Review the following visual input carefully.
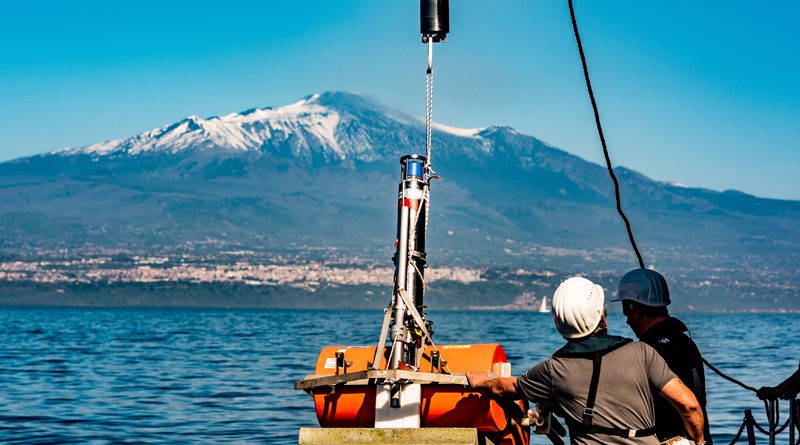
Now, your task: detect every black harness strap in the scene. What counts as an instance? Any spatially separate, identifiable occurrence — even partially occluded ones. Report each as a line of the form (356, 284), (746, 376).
(582, 352), (603, 427)
(571, 423), (658, 438)
(569, 350), (657, 438)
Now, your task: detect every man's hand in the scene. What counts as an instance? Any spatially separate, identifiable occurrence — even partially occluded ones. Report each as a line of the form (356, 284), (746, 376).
(466, 371), (490, 389)
(465, 371), (520, 399)
(757, 369), (800, 400)
(757, 386), (781, 401)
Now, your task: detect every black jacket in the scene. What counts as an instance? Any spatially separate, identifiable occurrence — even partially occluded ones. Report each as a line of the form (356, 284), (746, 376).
(640, 317), (712, 443)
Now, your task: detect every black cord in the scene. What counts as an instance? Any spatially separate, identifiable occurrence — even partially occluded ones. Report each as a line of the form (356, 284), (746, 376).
(565, 8), (800, 444)
(727, 417), (747, 444)
(775, 416), (792, 435)
(567, 0), (644, 269)
(702, 356), (758, 392)
(795, 400), (800, 445)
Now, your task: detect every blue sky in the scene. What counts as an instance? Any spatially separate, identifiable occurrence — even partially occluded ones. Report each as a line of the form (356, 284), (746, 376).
(0, 1), (797, 200)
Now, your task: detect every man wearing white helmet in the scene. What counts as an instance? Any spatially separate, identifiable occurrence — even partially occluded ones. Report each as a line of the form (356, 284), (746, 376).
(615, 268), (711, 444)
(468, 276), (705, 444)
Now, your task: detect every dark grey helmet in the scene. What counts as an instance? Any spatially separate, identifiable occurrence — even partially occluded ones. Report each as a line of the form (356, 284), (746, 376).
(615, 268), (671, 307)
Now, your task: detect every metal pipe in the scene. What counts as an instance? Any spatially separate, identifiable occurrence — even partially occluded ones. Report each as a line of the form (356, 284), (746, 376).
(390, 202), (410, 369)
(769, 399), (776, 445)
(745, 409), (756, 445)
(790, 399), (795, 445)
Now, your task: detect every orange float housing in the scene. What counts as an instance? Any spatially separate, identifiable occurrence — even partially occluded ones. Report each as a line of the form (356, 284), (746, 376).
(311, 344), (529, 445)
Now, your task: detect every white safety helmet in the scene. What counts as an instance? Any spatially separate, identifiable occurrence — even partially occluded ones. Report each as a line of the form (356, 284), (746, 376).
(551, 276), (605, 339)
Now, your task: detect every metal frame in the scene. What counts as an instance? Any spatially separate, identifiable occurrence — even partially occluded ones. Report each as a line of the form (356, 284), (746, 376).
(294, 370), (491, 393)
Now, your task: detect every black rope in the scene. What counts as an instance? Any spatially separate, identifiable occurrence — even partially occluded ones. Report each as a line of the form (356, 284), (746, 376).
(702, 356), (758, 392)
(727, 417), (747, 444)
(566, 4), (796, 437)
(743, 399), (796, 441)
(753, 417), (773, 436)
(756, 399), (778, 442)
(776, 416), (792, 435)
(795, 401), (800, 444)
(766, 398), (794, 436)
(566, 0), (644, 269)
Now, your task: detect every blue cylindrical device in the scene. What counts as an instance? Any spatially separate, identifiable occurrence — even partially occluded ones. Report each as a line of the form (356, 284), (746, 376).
(407, 158), (424, 178)
(400, 154), (427, 180)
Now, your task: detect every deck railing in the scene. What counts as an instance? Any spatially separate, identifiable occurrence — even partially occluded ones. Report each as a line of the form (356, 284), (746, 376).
(727, 398), (798, 445)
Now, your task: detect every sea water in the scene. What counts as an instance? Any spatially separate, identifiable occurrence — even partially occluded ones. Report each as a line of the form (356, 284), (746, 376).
(0, 307), (798, 444)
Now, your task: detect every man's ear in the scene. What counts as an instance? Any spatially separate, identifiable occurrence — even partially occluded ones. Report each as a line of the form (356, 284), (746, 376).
(625, 301), (640, 319)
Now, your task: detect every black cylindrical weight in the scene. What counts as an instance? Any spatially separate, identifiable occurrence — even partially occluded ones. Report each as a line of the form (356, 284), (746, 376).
(420, 0), (449, 37)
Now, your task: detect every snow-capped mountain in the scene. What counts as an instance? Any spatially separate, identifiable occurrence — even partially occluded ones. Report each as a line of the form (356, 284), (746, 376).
(52, 92), (492, 167)
(52, 92), (465, 166)
(1, 91), (798, 269)
(57, 94), (353, 159)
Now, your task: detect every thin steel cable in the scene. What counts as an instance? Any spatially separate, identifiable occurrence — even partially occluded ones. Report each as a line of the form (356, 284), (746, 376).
(424, 39), (434, 235)
(425, 38), (434, 167)
(567, 0), (644, 268)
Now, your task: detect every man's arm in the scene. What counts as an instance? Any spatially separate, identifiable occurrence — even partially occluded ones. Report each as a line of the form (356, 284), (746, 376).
(660, 377), (705, 444)
(466, 371), (520, 399)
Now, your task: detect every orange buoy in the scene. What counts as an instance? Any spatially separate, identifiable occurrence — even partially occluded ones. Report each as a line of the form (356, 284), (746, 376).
(310, 344), (529, 444)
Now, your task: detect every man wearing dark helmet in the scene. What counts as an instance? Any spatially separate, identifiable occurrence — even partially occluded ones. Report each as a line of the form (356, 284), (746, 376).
(615, 268), (712, 444)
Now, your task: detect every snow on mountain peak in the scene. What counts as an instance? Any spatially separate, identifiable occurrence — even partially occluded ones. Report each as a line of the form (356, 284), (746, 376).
(52, 92), (498, 161)
(56, 93), (343, 158)
(74, 139), (127, 156)
(431, 122), (481, 138)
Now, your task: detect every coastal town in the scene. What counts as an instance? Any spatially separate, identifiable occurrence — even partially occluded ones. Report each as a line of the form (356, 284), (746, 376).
(0, 242), (797, 312)
(0, 255), (483, 290)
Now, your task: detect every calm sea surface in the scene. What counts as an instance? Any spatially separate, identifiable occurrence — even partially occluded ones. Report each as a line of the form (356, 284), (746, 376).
(0, 307), (798, 444)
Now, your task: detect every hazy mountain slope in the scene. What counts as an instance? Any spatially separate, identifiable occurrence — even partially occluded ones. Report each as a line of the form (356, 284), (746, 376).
(1, 91), (798, 264)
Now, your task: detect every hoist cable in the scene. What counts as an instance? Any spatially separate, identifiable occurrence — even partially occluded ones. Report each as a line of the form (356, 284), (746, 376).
(567, 0), (645, 269)
(425, 38), (434, 168)
(424, 38), (434, 236)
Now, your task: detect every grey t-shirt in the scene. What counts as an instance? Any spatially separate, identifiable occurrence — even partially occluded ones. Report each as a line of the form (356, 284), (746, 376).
(517, 341), (677, 445)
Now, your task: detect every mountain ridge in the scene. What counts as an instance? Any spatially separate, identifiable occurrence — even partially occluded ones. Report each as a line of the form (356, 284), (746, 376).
(1, 91), (798, 265)
(9, 90), (791, 204)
